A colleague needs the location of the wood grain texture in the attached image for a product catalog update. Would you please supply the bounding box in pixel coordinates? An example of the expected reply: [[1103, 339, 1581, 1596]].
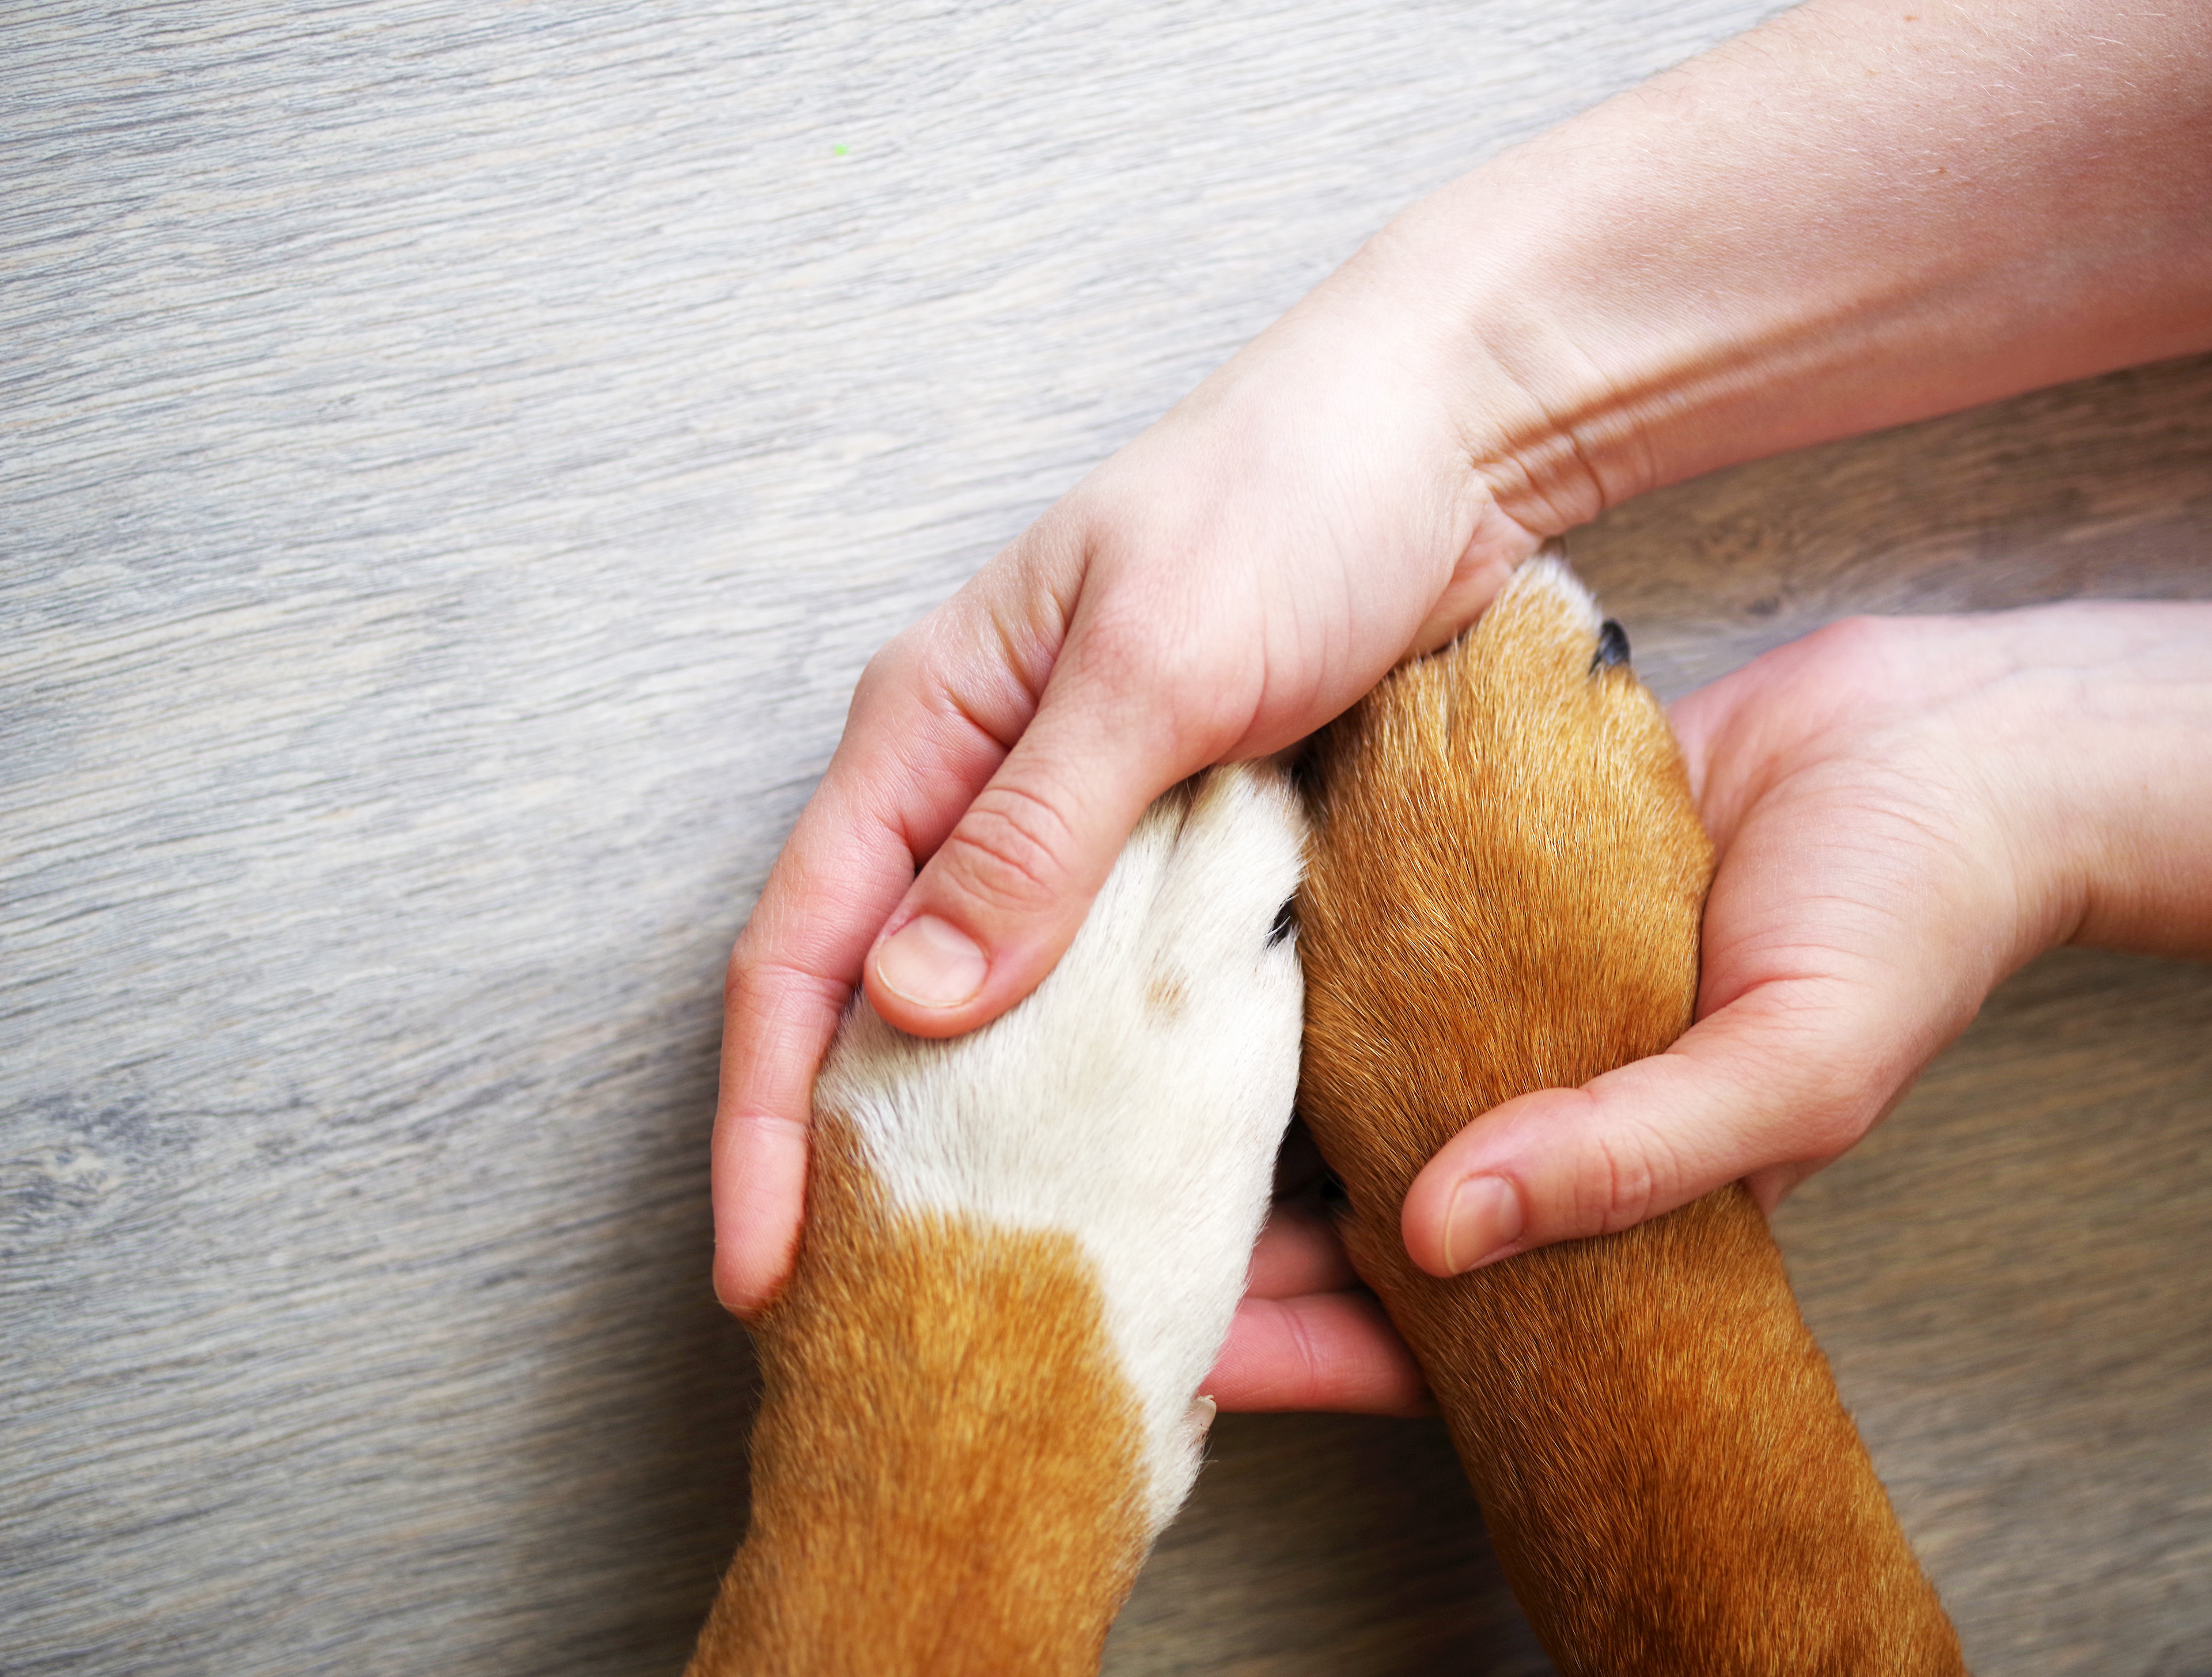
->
[[3, 2, 2206, 1674]]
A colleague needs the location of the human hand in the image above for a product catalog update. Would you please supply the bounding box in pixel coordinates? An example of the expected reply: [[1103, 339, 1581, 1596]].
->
[[1202, 1130, 1435, 1417], [719, 0, 2212, 1321], [1208, 600, 2212, 1413], [713, 245, 1550, 1315]]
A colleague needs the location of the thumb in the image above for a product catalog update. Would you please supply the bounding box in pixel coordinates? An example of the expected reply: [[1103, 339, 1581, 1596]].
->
[[862, 647, 1222, 1038], [1399, 970, 1962, 1277]]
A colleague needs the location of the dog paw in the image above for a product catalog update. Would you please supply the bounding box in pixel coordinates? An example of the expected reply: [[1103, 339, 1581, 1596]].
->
[[815, 762, 1306, 1530]]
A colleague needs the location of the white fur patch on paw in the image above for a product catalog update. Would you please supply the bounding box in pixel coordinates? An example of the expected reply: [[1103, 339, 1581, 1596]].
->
[[1508, 542, 1601, 631], [816, 763, 1306, 1535]]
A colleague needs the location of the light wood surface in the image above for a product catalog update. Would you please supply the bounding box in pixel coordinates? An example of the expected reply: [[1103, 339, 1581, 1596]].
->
[[4, 5, 2206, 1674]]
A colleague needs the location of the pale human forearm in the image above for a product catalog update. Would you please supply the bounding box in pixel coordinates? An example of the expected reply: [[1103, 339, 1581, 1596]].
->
[[1371, 0, 2212, 534]]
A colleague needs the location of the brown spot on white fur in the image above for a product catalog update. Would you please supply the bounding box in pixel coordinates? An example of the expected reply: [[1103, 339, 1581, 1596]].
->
[[1296, 558, 1964, 1674], [687, 1112, 1150, 1677], [1145, 969, 1190, 1019]]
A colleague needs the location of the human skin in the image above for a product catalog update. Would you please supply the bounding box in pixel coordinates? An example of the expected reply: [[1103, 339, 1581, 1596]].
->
[[1213, 601, 2212, 1412], [712, 0, 2212, 1373]]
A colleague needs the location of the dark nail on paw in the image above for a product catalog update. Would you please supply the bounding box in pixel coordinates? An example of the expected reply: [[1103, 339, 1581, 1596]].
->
[[1591, 618, 1631, 673]]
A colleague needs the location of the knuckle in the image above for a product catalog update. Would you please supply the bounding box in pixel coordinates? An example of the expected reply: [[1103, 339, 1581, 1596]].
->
[[853, 629, 925, 709], [1793, 1084, 1876, 1162], [932, 783, 1076, 916], [1283, 1299, 1330, 1409], [1585, 1110, 1671, 1235], [722, 931, 769, 1009], [1070, 604, 1162, 696], [722, 939, 850, 1039]]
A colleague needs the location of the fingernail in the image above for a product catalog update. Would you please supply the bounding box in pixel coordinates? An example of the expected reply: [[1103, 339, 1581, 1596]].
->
[[873, 915, 988, 1010], [1441, 1175, 1524, 1274]]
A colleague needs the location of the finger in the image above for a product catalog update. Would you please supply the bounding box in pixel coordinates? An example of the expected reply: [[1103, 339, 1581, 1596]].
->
[[710, 948, 856, 1315], [1206, 1290, 1433, 1416], [1244, 1201, 1361, 1300], [713, 595, 1066, 1312], [862, 604, 1249, 1037], [1399, 972, 1947, 1277]]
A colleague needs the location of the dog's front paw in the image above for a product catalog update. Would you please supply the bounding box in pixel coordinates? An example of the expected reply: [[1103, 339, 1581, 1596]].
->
[[816, 762, 1306, 1531]]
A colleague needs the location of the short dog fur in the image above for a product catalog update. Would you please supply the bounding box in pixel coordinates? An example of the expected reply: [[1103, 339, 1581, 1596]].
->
[[691, 556, 1965, 1674], [689, 764, 1305, 1676], [1294, 555, 1964, 1675]]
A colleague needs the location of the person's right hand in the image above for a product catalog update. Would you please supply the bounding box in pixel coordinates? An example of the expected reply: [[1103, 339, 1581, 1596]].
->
[[713, 240, 1552, 1315]]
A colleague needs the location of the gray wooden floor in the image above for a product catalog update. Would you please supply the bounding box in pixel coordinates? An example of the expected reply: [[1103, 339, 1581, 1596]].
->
[[5, 5, 2207, 1674]]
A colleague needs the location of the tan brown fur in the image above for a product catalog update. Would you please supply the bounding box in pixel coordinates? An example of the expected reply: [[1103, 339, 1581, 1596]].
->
[[687, 1111, 1150, 1677], [1296, 564, 1965, 1674]]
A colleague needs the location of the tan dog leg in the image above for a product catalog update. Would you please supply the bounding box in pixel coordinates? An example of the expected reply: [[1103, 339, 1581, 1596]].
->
[[1296, 556, 1964, 1676], [691, 765, 1306, 1676]]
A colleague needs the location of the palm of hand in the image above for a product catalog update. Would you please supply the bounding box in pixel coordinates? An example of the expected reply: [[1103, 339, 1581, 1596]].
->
[[1215, 610, 2069, 1413]]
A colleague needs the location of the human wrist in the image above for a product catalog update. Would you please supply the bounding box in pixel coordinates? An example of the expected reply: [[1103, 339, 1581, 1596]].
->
[[1365, 0, 2212, 542], [1980, 604, 2212, 962], [1352, 123, 1798, 541], [1830, 605, 2212, 975]]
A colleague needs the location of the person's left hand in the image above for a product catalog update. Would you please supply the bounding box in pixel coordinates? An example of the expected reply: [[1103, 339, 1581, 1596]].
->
[[1206, 600, 2212, 1414]]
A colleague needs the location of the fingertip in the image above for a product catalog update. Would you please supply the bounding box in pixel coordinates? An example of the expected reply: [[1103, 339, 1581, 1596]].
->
[[1399, 1086, 1567, 1274], [1408, 1171, 1526, 1278], [711, 1110, 811, 1318], [711, 1252, 774, 1319], [871, 911, 995, 1018], [1400, 1170, 1457, 1278], [861, 906, 1052, 1040]]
